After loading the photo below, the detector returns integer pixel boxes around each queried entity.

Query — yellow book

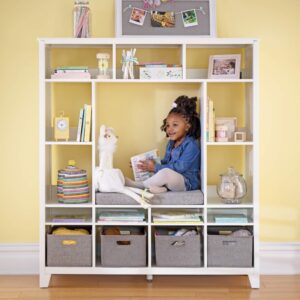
[84,104,92,142]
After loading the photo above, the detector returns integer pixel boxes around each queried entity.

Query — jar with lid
[216,166,247,204]
[73,0,90,38]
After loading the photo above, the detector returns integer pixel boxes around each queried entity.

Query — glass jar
[73,0,90,38]
[217,166,247,204]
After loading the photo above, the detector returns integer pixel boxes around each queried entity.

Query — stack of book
[51,66,91,79]
[213,214,249,224]
[51,215,89,223]
[98,209,145,223]
[76,104,92,142]
[152,210,203,224]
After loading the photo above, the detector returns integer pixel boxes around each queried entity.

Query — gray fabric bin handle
[171,241,185,247]
[116,241,131,245]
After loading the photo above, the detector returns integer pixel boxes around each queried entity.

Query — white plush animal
[94,125,153,208]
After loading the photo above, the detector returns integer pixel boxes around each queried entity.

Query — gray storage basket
[47,234,92,267]
[207,229,253,267]
[100,234,146,267]
[155,234,201,267]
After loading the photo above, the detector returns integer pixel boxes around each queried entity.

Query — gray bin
[155,234,201,267]
[207,234,253,267]
[101,234,146,267]
[47,234,92,267]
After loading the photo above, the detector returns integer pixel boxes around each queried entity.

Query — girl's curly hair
[160,95,200,139]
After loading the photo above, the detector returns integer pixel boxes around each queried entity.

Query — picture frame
[129,7,147,26]
[115,0,216,37]
[182,9,198,27]
[150,11,175,28]
[215,117,237,142]
[208,54,241,79]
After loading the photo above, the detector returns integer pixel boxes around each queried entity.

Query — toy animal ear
[100,125,106,136]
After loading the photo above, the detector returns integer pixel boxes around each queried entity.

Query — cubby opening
[45,82,92,142]
[206,145,253,205]
[45,144,92,205]
[45,45,113,79]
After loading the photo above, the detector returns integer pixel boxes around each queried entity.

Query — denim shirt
[154,136,200,190]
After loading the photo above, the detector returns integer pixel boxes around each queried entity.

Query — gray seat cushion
[96,190,203,205]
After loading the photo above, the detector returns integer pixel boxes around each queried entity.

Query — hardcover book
[130,149,160,182]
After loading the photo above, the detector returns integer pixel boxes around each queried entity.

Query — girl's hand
[137,159,155,172]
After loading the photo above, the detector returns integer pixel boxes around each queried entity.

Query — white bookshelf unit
[39,37,259,288]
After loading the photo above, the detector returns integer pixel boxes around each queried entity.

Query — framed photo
[151,11,175,28]
[129,7,147,26]
[115,0,216,37]
[182,9,198,27]
[215,117,237,141]
[208,54,241,79]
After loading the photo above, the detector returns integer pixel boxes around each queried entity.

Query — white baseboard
[0,242,300,275]
[0,244,39,274]
[260,242,300,275]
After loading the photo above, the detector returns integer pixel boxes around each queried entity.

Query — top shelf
[38,37,258,48]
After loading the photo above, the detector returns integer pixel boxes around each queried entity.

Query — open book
[131,149,160,182]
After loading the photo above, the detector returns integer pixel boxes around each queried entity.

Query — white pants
[143,168,186,192]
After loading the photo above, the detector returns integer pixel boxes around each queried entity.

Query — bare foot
[125,177,144,189]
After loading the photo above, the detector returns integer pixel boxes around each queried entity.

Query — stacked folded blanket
[57,161,89,203]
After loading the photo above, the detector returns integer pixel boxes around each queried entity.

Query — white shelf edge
[45,222,93,226]
[45,79,253,84]
[95,205,145,208]
[45,204,93,208]
[206,142,253,146]
[44,266,255,274]
[207,223,254,226]
[151,223,204,226]
[96,222,148,226]
[39,37,258,45]
[45,141,92,146]
[207,204,254,208]
[45,79,92,83]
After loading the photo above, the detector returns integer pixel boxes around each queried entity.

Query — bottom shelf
[44,265,257,274]
[45,225,254,269]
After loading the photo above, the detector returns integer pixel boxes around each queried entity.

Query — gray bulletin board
[115,0,216,37]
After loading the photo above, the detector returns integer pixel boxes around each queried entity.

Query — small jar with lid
[217,166,247,204]
[73,0,90,38]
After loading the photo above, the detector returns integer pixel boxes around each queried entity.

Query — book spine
[208,98,215,142]
[80,105,87,142]
[84,104,92,142]
[76,108,84,142]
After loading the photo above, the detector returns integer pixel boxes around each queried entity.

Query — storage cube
[207,234,253,267]
[100,234,146,267]
[139,67,182,80]
[155,234,201,267]
[47,234,92,267]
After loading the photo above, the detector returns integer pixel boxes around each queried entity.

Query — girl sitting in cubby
[126,95,200,193]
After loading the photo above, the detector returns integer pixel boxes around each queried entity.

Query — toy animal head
[98,125,118,153]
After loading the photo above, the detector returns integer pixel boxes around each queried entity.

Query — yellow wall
[0,0,299,242]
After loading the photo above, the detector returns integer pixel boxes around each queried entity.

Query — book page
[130,149,160,182]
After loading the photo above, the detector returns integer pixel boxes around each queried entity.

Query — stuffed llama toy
[94,125,153,208]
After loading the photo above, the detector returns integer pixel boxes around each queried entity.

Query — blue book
[214,214,248,223]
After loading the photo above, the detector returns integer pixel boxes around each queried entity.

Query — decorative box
[139,67,183,80]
